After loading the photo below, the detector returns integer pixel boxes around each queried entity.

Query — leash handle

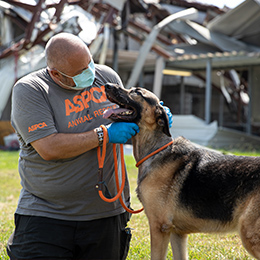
[113,144,144,214]
[97,125,143,214]
[97,125,125,202]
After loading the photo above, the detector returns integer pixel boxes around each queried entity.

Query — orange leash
[97,125,144,214]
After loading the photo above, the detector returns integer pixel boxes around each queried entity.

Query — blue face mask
[57,59,95,90]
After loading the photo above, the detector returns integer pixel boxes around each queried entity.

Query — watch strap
[95,127,104,146]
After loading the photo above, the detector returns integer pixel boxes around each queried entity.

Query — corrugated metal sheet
[166,51,260,70]
[207,0,260,47]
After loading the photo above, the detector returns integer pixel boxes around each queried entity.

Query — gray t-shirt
[11,64,130,221]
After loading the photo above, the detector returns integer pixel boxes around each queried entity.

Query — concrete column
[153,56,165,99]
[251,67,260,124]
[246,66,252,134]
[180,76,185,114]
[205,58,212,124]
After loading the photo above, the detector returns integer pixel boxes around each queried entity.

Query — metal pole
[219,94,224,127]
[126,8,198,88]
[153,56,165,99]
[112,28,119,72]
[247,66,252,134]
[205,58,212,124]
[180,76,185,114]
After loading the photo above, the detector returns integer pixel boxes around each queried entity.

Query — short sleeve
[95,64,124,88]
[11,80,58,145]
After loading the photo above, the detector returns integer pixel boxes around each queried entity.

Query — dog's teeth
[120,111,133,115]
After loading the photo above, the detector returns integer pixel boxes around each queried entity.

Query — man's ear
[48,68,59,78]
[155,105,171,137]
[48,68,64,86]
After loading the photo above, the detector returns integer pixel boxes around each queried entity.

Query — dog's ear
[155,105,171,137]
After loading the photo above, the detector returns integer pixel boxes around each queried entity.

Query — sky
[196,0,245,8]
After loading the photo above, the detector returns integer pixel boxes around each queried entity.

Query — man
[7,32,172,260]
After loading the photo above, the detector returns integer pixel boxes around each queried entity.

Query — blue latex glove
[160,101,173,128]
[106,122,139,144]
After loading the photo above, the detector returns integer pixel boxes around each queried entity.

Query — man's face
[50,46,92,90]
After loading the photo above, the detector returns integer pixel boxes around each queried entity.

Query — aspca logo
[65,85,107,116]
[28,122,47,132]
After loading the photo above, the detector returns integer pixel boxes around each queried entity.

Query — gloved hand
[160,101,173,128]
[106,122,139,144]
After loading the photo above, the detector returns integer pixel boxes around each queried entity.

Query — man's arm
[31,122,139,161]
[31,130,101,161]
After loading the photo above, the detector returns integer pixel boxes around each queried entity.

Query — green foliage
[0,151,258,259]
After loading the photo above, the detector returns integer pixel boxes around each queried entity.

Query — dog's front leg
[149,221,171,260]
[170,233,188,260]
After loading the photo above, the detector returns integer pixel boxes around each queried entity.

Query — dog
[103,82,260,260]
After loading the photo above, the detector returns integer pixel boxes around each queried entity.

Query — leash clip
[96,168,103,191]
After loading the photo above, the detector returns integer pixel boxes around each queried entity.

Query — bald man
[7,32,139,260]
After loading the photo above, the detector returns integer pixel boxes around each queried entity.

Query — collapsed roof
[0,0,259,126]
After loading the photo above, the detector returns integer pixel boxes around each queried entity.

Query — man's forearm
[31,130,103,161]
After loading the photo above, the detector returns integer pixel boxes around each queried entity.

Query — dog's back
[174,137,260,224]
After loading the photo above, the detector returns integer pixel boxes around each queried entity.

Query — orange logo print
[28,122,47,132]
[65,85,107,116]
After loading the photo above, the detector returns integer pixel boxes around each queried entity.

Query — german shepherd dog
[103,83,260,260]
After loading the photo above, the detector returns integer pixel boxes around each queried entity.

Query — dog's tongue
[103,108,130,119]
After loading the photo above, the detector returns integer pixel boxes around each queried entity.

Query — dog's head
[103,83,171,137]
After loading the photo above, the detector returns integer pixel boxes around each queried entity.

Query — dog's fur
[104,83,260,260]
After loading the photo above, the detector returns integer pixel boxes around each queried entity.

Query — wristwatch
[95,127,104,146]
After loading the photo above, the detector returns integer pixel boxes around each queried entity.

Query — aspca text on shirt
[65,85,116,128]
[28,85,116,132]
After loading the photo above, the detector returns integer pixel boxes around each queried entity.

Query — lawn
[0,151,21,260]
[0,149,258,259]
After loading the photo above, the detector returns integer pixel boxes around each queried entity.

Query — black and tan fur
[104,83,260,260]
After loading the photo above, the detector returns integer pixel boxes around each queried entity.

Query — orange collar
[135,140,174,167]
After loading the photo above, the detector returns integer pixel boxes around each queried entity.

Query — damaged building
[1,0,260,150]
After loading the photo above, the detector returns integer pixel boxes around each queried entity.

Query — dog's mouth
[103,93,137,122]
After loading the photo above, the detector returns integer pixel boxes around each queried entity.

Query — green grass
[0,151,20,260]
[0,150,258,259]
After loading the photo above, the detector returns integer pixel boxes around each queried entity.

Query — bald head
[45,33,91,71]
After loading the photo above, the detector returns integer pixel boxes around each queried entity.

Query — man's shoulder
[15,68,47,85]
[95,64,116,75]
[94,64,122,85]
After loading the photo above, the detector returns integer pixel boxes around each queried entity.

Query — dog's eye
[130,89,142,96]
[135,89,143,96]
